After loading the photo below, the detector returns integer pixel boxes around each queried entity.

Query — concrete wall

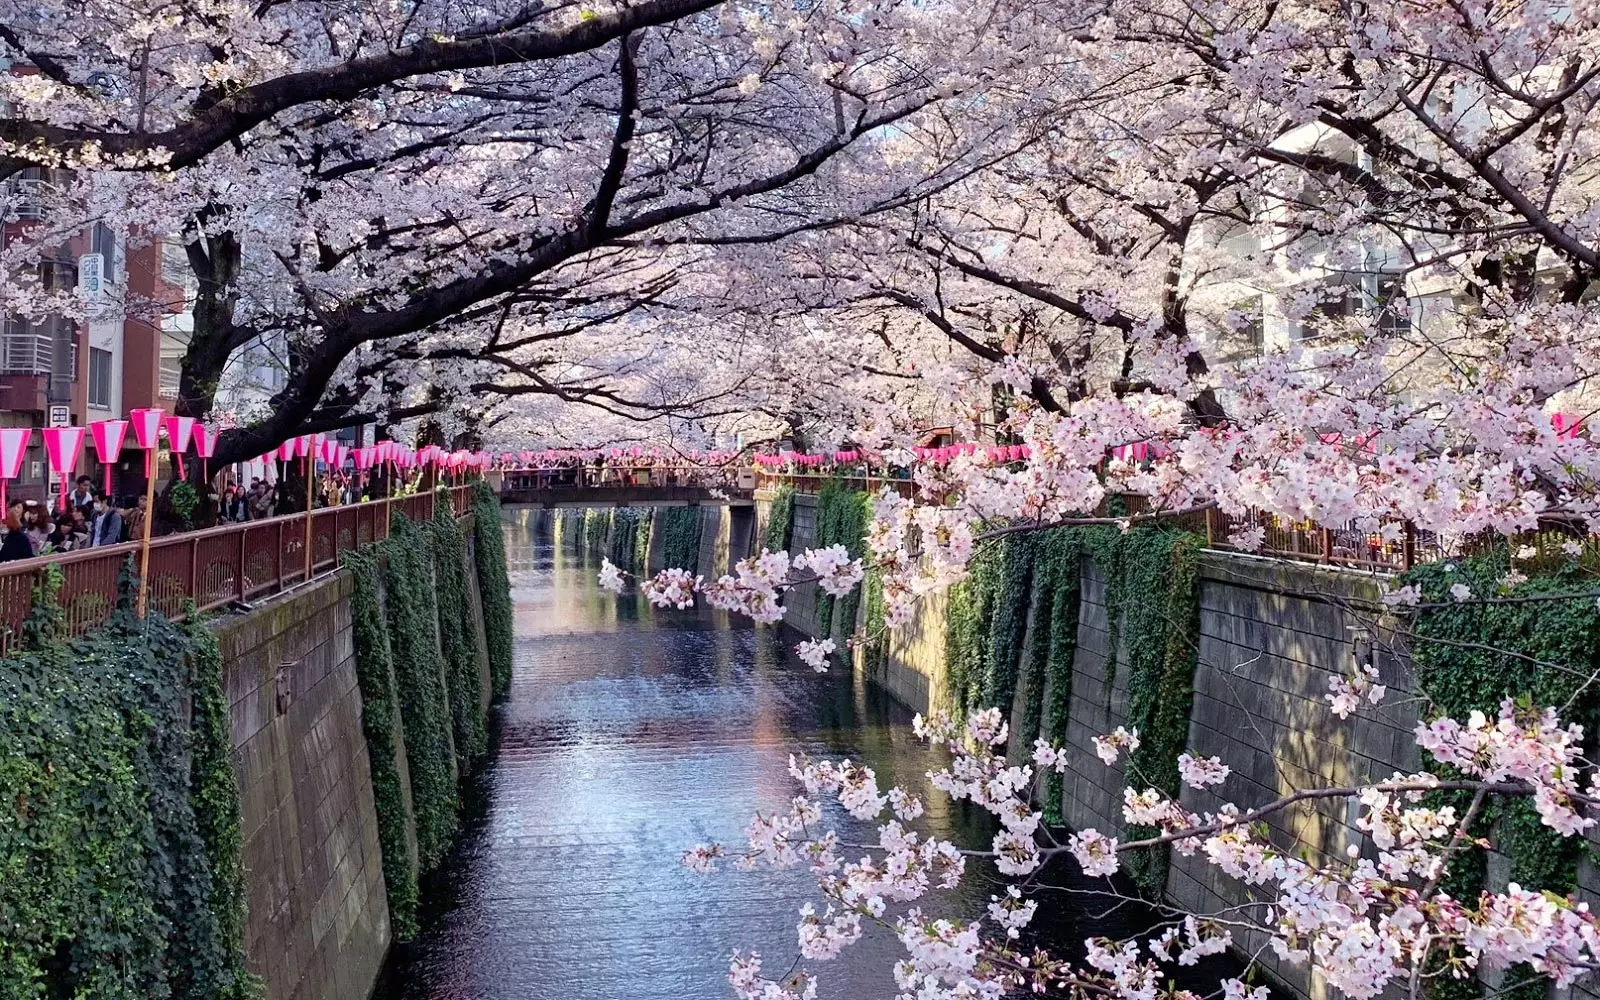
[216,573,391,1000]
[753,491,1442,1000]
[693,504,757,580]
[215,511,494,1000]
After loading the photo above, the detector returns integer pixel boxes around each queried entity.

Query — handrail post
[1402,521,1416,571]
[238,522,247,603]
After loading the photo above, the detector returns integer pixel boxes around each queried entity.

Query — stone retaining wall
[215,573,391,1000]
[215,512,495,1000]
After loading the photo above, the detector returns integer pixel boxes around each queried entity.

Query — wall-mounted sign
[47,405,69,427]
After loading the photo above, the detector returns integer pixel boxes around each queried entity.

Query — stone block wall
[1059,552,1421,1000]
[212,508,496,1000]
[215,572,391,1000]
[693,504,757,580]
[778,493,824,637]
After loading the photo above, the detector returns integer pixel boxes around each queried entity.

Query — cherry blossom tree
[558,4,1600,1000]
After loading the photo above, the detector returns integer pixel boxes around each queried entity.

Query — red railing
[754,470,915,498]
[505,464,755,490]
[757,474,1454,574]
[0,485,475,654]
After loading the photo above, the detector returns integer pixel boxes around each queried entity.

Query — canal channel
[373,512,1234,1000]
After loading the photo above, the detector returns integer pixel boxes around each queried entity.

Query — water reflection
[373,512,1234,1000]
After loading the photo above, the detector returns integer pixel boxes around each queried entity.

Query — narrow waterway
[373,512,1231,1000]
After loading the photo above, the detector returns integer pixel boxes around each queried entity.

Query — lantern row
[0,412,518,513]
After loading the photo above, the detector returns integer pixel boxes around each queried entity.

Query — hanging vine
[0,567,252,1000]
[1114,530,1203,896]
[815,484,870,641]
[382,515,461,871]
[1039,531,1082,824]
[470,481,515,702]
[659,506,703,572]
[431,501,488,762]
[765,484,796,552]
[344,547,422,939]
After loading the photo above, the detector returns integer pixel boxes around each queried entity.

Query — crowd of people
[0,482,146,562]
[0,472,383,562]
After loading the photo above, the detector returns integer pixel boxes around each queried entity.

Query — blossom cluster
[685,699,1600,1000]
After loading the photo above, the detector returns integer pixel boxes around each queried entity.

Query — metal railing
[754,470,915,497]
[755,473,1452,574]
[504,464,755,491]
[0,485,475,654]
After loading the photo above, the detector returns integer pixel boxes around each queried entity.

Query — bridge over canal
[495,464,756,508]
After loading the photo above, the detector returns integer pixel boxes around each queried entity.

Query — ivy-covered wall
[341,489,511,943]
[1399,550,1600,1000]
[0,572,253,1000]
[657,506,703,573]
[942,525,1201,871]
[471,482,515,701]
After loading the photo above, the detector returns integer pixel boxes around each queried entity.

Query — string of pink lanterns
[0,411,529,514]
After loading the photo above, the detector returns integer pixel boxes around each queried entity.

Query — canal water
[373,513,1230,1000]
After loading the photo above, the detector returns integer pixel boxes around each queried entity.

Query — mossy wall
[341,489,511,944]
[0,573,253,1000]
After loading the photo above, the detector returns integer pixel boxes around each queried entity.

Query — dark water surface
[373,512,1224,1000]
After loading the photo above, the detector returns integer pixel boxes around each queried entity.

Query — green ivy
[1400,550,1600,1000]
[583,508,609,556]
[609,508,647,571]
[944,543,999,720]
[939,523,1200,889]
[814,484,869,641]
[431,501,488,763]
[1039,531,1082,824]
[169,480,199,529]
[765,484,796,552]
[343,548,421,940]
[658,506,703,572]
[982,534,1035,709]
[471,482,515,702]
[1114,530,1203,896]
[181,616,253,998]
[382,515,460,871]
[0,566,250,999]
[634,510,652,571]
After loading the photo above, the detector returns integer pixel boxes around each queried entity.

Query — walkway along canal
[371,511,1236,1000]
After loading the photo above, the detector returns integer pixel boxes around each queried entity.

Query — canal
[374,512,1232,1000]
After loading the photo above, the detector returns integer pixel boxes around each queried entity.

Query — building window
[1373,273,1411,335]
[91,223,115,260]
[1231,296,1265,355]
[0,316,52,374]
[88,347,112,409]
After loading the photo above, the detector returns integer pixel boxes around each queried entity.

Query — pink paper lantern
[90,419,129,494]
[43,426,86,511]
[319,436,339,465]
[193,424,217,484]
[276,438,296,462]
[130,408,164,477]
[163,415,195,480]
[295,435,313,460]
[0,428,30,513]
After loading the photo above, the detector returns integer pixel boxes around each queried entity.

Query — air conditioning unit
[78,253,104,298]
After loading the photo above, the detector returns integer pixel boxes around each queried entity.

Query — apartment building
[1,169,193,503]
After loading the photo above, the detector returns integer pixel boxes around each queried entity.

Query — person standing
[122,495,146,543]
[90,493,124,547]
[67,475,95,516]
